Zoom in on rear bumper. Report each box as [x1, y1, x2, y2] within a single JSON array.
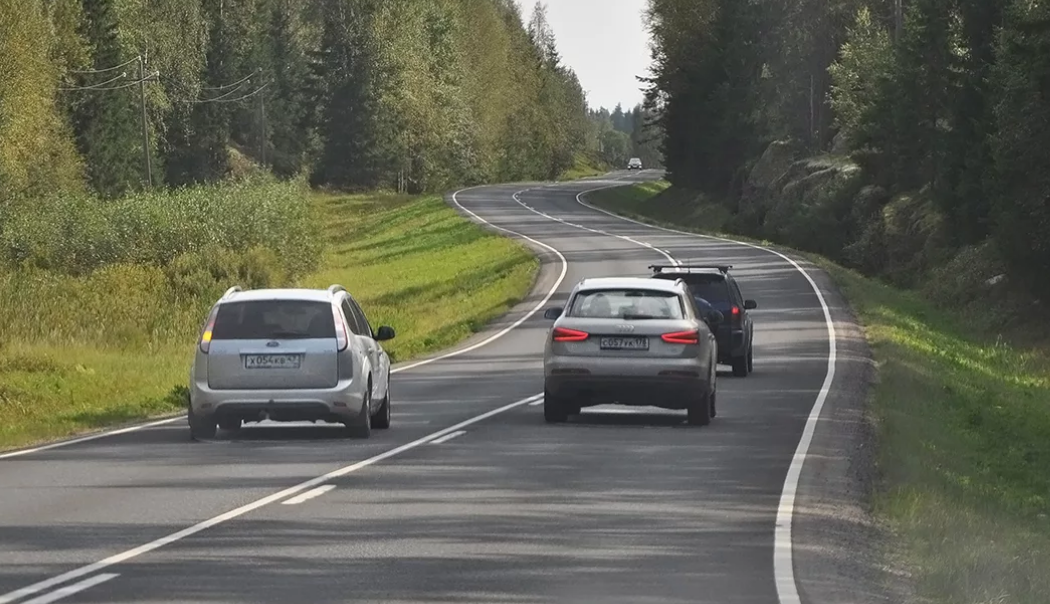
[[189, 378, 365, 423], [545, 375, 706, 409]]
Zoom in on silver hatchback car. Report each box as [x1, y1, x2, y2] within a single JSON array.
[[541, 277, 722, 425], [187, 285, 395, 440]]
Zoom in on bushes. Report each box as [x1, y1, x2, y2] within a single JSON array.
[[0, 177, 321, 349]]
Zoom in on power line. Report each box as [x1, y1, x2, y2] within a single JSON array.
[[71, 55, 141, 75]]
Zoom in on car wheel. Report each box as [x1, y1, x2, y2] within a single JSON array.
[[687, 386, 712, 426], [543, 388, 568, 423], [372, 387, 391, 430], [746, 342, 754, 374], [218, 418, 241, 432], [731, 353, 749, 377], [189, 409, 217, 441], [347, 383, 373, 439]]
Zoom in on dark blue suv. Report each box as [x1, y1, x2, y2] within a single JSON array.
[[650, 265, 757, 377]]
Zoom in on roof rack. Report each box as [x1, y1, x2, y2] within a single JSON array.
[[327, 284, 346, 295], [649, 264, 732, 274], [221, 286, 242, 299]]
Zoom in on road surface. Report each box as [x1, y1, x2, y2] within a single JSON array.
[[0, 171, 880, 604]]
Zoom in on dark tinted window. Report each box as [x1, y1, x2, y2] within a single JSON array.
[[569, 289, 684, 319], [211, 300, 335, 340], [683, 276, 732, 304]]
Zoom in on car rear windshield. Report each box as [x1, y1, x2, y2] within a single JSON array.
[[211, 300, 336, 340], [568, 289, 684, 319]]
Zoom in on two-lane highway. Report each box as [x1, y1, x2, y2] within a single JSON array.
[[0, 172, 867, 604]]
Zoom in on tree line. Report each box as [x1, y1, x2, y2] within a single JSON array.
[[644, 0, 1050, 300], [0, 0, 604, 202]]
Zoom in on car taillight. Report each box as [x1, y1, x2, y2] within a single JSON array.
[[552, 327, 589, 342], [333, 305, 349, 351], [198, 306, 219, 354], [731, 305, 740, 324], [661, 329, 699, 344]]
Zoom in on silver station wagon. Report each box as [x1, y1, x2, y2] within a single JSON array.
[[541, 276, 721, 425], [187, 285, 395, 440]]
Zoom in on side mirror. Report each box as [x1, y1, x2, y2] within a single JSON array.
[[543, 307, 563, 320], [375, 325, 396, 341], [744, 299, 758, 310], [707, 310, 725, 325]]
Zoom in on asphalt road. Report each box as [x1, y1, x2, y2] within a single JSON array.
[[0, 171, 879, 604]]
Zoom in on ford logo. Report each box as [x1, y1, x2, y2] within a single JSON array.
[[266, 341, 280, 347]]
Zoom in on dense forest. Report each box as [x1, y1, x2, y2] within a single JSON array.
[[0, 0, 635, 203], [644, 0, 1050, 304]]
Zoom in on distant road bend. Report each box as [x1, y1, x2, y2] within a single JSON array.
[[0, 170, 872, 604]]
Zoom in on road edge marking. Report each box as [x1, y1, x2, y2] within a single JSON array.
[[280, 484, 336, 506], [575, 180, 837, 604], [0, 393, 543, 604]]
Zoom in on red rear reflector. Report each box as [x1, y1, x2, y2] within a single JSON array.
[[661, 330, 699, 344], [552, 327, 589, 342]]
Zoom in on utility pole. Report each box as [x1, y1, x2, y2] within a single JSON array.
[[894, 0, 903, 43], [138, 54, 153, 188]]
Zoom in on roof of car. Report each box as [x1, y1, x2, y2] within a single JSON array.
[[222, 288, 336, 304], [576, 276, 684, 293]]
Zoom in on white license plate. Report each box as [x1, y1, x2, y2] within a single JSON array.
[[243, 354, 302, 369], [599, 336, 649, 350]]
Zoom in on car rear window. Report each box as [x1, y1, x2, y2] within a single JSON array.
[[568, 289, 684, 319], [655, 274, 732, 304], [211, 300, 336, 340]]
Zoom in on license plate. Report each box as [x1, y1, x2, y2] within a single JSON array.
[[243, 354, 302, 369], [600, 336, 649, 350]]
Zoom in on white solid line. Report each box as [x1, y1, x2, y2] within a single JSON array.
[[0, 184, 568, 460], [280, 484, 335, 505], [574, 181, 837, 604], [528, 399, 544, 407], [0, 418, 182, 460], [430, 430, 467, 444], [389, 186, 570, 375], [0, 392, 544, 604], [19, 574, 119, 604]]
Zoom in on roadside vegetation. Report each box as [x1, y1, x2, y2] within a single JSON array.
[[0, 183, 535, 451]]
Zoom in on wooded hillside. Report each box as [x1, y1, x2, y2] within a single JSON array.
[[644, 0, 1050, 304], [0, 0, 609, 201]]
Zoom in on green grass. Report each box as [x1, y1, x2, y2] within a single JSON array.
[[589, 182, 1050, 604], [557, 154, 607, 181], [0, 191, 536, 452]]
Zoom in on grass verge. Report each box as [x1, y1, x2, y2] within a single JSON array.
[[588, 182, 1050, 604], [0, 191, 536, 452]]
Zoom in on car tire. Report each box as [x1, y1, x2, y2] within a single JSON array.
[[746, 342, 754, 374], [189, 409, 217, 441], [731, 352, 749, 377], [687, 385, 712, 426], [372, 387, 391, 430], [218, 418, 241, 432], [543, 389, 568, 423], [347, 384, 373, 439]]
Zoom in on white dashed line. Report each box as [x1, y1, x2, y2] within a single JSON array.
[[430, 430, 467, 444], [280, 485, 336, 505]]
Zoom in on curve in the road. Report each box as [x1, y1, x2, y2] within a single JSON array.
[[0, 173, 873, 604]]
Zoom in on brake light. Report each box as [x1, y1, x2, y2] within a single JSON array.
[[333, 305, 349, 351], [731, 306, 740, 316], [661, 329, 699, 344], [552, 327, 589, 342], [198, 306, 220, 354]]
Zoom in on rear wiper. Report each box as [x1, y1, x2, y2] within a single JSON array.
[[622, 314, 656, 320]]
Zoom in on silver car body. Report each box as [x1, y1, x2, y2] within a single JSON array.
[[627, 157, 643, 170], [188, 285, 394, 439], [541, 277, 719, 424]]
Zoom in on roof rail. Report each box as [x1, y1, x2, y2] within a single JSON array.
[[327, 284, 346, 295], [649, 264, 732, 274], [221, 286, 242, 299]]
